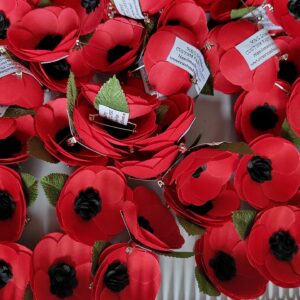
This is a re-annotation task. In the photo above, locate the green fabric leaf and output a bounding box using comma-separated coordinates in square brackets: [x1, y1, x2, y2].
[155, 251, 195, 258]
[23, 285, 33, 300]
[177, 216, 205, 237]
[67, 72, 77, 133]
[281, 119, 300, 146]
[21, 173, 38, 207]
[155, 105, 169, 124]
[91, 241, 111, 276]
[40, 173, 69, 207]
[215, 142, 254, 155]
[195, 267, 220, 296]
[230, 6, 256, 19]
[3, 106, 35, 118]
[94, 75, 128, 113]
[232, 210, 257, 240]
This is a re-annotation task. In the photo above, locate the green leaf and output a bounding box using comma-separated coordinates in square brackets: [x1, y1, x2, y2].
[281, 119, 300, 146]
[200, 75, 214, 96]
[3, 106, 35, 118]
[91, 241, 111, 276]
[155, 105, 169, 124]
[155, 251, 195, 258]
[23, 285, 33, 300]
[21, 173, 38, 207]
[232, 210, 257, 240]
[177, 216, 205, 237]
[38, 0, 52, 7]
[195, 267, 220, 297]
[40, 173, 69, 207]
[94, 75, 128, 113]
[67, 72, 77, 120]
[215, 141, 254, 155]
[230, 6, 256, 19]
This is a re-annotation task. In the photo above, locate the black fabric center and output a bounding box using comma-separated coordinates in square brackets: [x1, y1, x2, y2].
[166, 20, 181, 26]
[250, 103, 279, 131]
[0, 136, 22, 158]
[288, 0, 300, 19]
[107, 45, 132, 64]
[0, 191, 16, 220]
[43, 59, 71, 81]
[48, 263, 78, 298]
[81, 0, 100, 13]
[278, 60, 298, 85]
[192, 165, 207, 178]
[0, 12, 10, 40]
[186, 201, 214, 215]
[0, 260, 12, 289]
[138, 216, 154, 233]
[102, 118, 135, 139]
[74, 187, 101, 221]
[209, 251, 237, 282]
[55, 127, 81, 153]
[247, 155, 272, 183]
[269, 230, 298, 261]
[104, 260, 129, 293]
[35, 35, 63, 51]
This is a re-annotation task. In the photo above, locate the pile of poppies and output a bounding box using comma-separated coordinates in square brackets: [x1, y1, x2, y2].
[1, 0, 300, 299]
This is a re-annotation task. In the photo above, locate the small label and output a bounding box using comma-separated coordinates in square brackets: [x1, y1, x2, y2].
[113, 0, 144, 19]
[235, 29, 279, 71]
[99, 105, 129, 126]
[166, 37, 210, 94]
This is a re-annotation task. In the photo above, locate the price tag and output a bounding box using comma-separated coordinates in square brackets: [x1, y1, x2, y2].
[99, 105, 129, 126]
[113, 0, 144, 19]
[166, 37, 210, 94]
[235, 29, 279, 71]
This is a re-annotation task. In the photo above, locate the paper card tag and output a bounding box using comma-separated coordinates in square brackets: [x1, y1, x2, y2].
[0, 105, 8, 117]
[235, 29, 279, 71]
[113, 0, 144, 19]
[166, 37, 210, 94]
[243, 6, 283, 31]
[99, 105, 129, 126]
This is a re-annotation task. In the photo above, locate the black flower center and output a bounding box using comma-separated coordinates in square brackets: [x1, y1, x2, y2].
[55, 127, 82, 153]
[250, 103, 279, 131]
[0, 136, 22, 159]
[166, 19, 181, 26]
[209, 251, 237, 282]
[48, 263, 78, 298]
[278, 60, 298, 85]
[0, 260, 12, 289]
[192, 165, 207, 178]
[102, 118, 135, 139]
[138, 216, 154, 233]
[107, 45, 132, 64]
[74, 187, 101, 221]
[0, 191, 16, 220]
[288, 0, 300, 19]
[35, 35, 63, 51]
[247, 155, 272, 183]
[81, 0, 100, 13]
[269, 230, 298, 261]
[104, 260, 129, 293]
[43, 59, 71, 81]
[186, 201, 214, 215]
[0, 12, 10, 40]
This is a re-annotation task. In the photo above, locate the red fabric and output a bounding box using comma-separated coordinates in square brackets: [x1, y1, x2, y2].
[287, 78, 300, 136]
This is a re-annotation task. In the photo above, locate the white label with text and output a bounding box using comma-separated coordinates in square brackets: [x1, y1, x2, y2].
[99, 105, 129, 126]
[113, 0, 144, 19]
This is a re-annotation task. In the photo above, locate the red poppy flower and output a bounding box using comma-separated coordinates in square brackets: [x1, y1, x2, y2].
[158, 0, 208, 47]
[35, 97, 108, 166]
[73, 83, 159, 159]
[204, 26, 243, 94]
[57, 165, 129, 245]
[234, 135, 300, 210]
[0, 115, 35, 165]
[0, 166, 26, 242]
[271, 0, 300, 37]
[210, 0, 263, 21]
[234, 80, 290, 143]
[287, 78, 300, 136]
[92, 243, 160, 300]
[195, 221, 268, 299]
[52, 0, 104, 35]
[0, 242, 32, 299]
[217, 20, 279, 92]
[82, 17, 144, 73]
[247, 205, 300, 287]
[165, 183, 240, 228]
[144, 26, 199, 96]
[168, 148, 239, 206]
[122, 186, 184, 251]
[31, 232, 92, 300]
[7, 6, 80, 63]
[194, 0, 213, 12]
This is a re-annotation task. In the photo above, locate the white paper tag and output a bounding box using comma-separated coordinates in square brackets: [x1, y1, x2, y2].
[0, 105, 8, 117]
[166, 37, 210, 94]
[99, 105, 129, 126]
[235, 29, 279, 71]
[113, 0, 144, 19]
[243, 6, 283, 31]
